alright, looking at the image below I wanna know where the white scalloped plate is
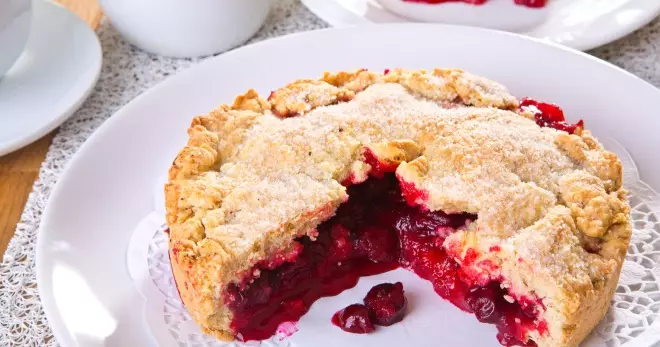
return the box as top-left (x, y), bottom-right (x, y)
top-left (301, 0), bottom-right (660, 51)
top-left (37, 25), bottom-right (660, 346)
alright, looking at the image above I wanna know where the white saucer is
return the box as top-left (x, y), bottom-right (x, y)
top-left (0, 0), bottom-right (102, 156)
top-left (301, 0), bottom-right (660, 51)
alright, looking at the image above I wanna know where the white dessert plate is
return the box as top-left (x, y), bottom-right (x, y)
top-left (0, 0), bottom-right (102, 156)
top-left (36, 25), bottom-right (660, 347)
top-left (301, 0), bottom-right (660, 51)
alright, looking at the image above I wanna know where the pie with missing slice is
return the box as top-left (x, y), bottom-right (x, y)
top-left (165, 68), bottom-right (631, 346)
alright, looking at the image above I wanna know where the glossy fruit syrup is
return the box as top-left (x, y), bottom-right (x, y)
top-left (223, 174), bottom-right (545, 345)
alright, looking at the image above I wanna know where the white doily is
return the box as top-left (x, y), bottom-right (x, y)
top-left (127, 214), bottom-right (291, 347)
top-left (1, 0), bottom-right (659, 344)
top-left (126, 139), bottom-right (660, 347)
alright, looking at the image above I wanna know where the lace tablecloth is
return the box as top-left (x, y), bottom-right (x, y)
top-left (1, 0), bottom-right (659, 345)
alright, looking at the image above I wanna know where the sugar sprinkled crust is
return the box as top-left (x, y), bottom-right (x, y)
top-left (165, 68), bottom-right (631, 346)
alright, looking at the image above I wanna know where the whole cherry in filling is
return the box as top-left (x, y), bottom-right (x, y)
top-left (363, 282), bottom-right (407, 326)
top-left (332, 304), bottom-right (375, 334)
top-left (222, 172), bottom-right (546, 346)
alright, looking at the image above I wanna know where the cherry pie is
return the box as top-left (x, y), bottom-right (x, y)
top-left (165, 68), bottom-right (631, 346)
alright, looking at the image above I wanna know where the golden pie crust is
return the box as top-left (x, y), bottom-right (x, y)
top-left (165, 68), bottom-right (631, 346)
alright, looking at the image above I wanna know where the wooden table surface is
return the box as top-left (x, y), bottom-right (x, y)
top-left (0, 0), bottom-right (102, 256)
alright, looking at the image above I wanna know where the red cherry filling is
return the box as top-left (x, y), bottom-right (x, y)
top-left (520, 98), bottom-right (584, 135)
top-left (223, 174), bottom-right (546, 346)
top-left (363, 148), bottom-right (398, 179)
top-left (356, 226), bottom-right (399, 263)
top-left (402, 0), bottom-right (546, 8)
top-left (466, 283), bottom-right (501, 324)
top-left (363, 282), bottom-right (407, 326)
top-left (332, 304), bottom-right (375, 334)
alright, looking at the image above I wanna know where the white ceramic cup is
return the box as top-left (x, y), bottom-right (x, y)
top-left (98, 0), bottom-right (272, 58)
top-left (0, 0), bottom-right (32, 78)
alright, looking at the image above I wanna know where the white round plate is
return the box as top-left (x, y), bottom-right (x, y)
top-left (37, 25), bottom-right (660, 346)
top-left (301, 0), bottom-right (660, 51)
top-left (0, 0), bottom-right (102, 156)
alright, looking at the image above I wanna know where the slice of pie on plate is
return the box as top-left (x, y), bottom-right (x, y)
top-left (165, 68), bottom-right (631, 347)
